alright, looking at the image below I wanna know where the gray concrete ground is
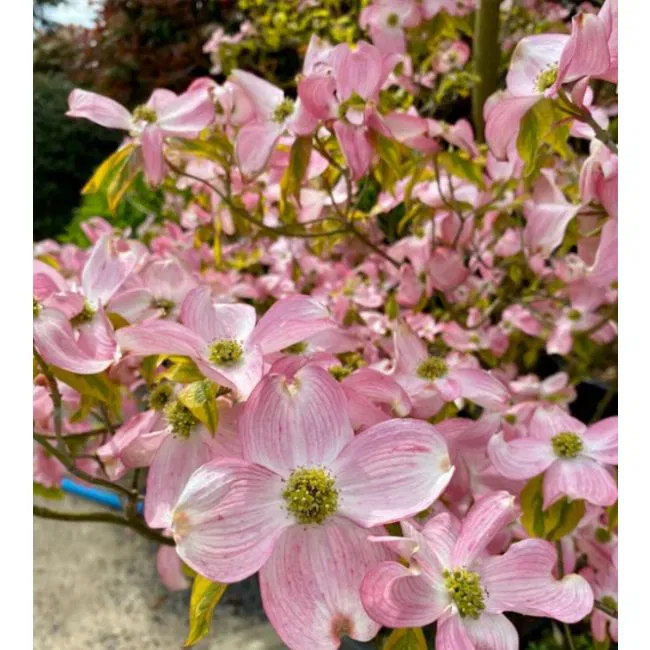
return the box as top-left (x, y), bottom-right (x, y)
top-left (34, 495), bottom-right (286, 650)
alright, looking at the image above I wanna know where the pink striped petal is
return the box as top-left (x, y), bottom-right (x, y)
top-left (181, 286), bottom-right (256, 343)
top-left (236, 121), bottom-right (283, 177)
top-left (156, 545), bottom-right (190, 592)
top-left (260, 518), bottom-right (390, 650)
top-left (240, 364), bottom-right (354, 476)
top-left (331, 418), bottom-right (453, 527)
top-left (141, 125), bottom-right (165, 186)
top-left (485, 94), bottom-right (537, 160)
top-left (33, 308), bottom-right (113, 374)
top-left (342, 368), bottom-right (411, 417)
top-left (450, 368), bottom-right (510, 411)
top-left (529, 405), bottom-right (587, 442)
top-left (157, 89), bottom-right (214, 136)
top-left (462, 613), bottom-right (519, 650)
top-left (436, 611), bottom-right (475, 650)
top-left (172, 457), bottom-right (290, 583)
top-left (393, 320), bottom-right (428, 376)
top-left (82, 234), bottom-right (139, 305)
top-left (582, 417), bottom-right (618, 465)
top-left (333, 121), bottom-right (373, 180)
top-left (75, 307), bottom-right (117, 364)
top-left (543, 457), bottom-right (617, 509)
top-left (297, 74), bottom-right (338, 121)
top-left (145, 429), bottom-right (216, 529)
top-left (108, 288), bottom-right (154, 323)
top-left (331, 41), bottom-right (385, 100)
top-left (451, 491), bottom-right (518, 567)
top-left (555, 13), bottom-right (610, 89)
top-left (230, 69), bottom-right (284, 119)
top-left (66, 89), bottom-right (132, 130)
top-left (488, 433), bottom-right (555, 480)
top-left (33, 259), bottom-right (67, 299)
top-left (361, 561), bottom-right (449, 628)
top-left (249, 295), bottom-right (335, 355)
top-left (117, 320), bottom-right (205, 358)
top-left (481, 538), bottom-right (594, 622)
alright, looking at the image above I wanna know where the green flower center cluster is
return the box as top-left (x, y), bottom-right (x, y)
top-left (272, 99), bottom-right (295, 124)
top-left (386, 13), bottom-right (400, 28)
top-left (164, 400), bottom-right (198, 439)
top-left (33, 297), bottom-right (42, 318)
top-left (567, 308), bottom-right (582, 322)
top-left (283, 467), bottom-right (339, 524)
top-left (132, 105), bottom-right (158, 124)
top-left (152, 297), bottom-right (175, 316)
top-left (600, 595), bottom-right (618, 616)
top-left (551, 431), bottom-right (584, 458)
top-left (149, 382), bottom-right (174, 412)
top-left (70, 301), bottom-right (96, 326)
top-left (329, 365), bottom-right (353, 382)
top-left (443, 568), bottom-right (486, 619)
top-left (337, 92), bottom-right (367, 120)
top-left (416, 356), bottom-right (449, 381)
top-left (283, 341), bottom-right (308, 355)
top-left (208, 339), bottom-right (244, 366)
top-left (536, 65), bottom-right (559, 93)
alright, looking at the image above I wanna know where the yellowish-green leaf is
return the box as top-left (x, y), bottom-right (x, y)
top-left (281, 136), bottom-right (312, 204)
top-left (385, 292), bottom-right (399, 320)
top-left (51, 367), bottom-right (121, 416)
top-left (438, 150), bottom-right (485, 189)
top-left (178, 380), bottom-right (219, 435)
top-left (106, 312), bottom-right (130, 330)
top-left (157, 357), bottom-right (205, 384)
top-left (184, 575), bottom-right (228, 647)
top-left (82, 144), bottom-right (136, 195)
top-left (520, 474), bottom-right (585, 540)
top-left (34, 481), bottom-right (65, 500)
top-left (607, 501), bottom-right (618, 531)
top-left (383, 627), bottom-right (427, 650)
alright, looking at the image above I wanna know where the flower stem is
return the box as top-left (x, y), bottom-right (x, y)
top-left (34, 505), bottom-right (175, 546)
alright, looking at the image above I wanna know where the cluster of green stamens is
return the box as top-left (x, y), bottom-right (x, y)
top-left (416, 356), bottom-right (449, 381)
top-left (272, 99), bottom-right (295, 124)
top-left (164, 400), bottom-right (198, 439)
top-left (536, 65), bottom-right (559, 93)
top-left (33, 297), bottom-right (42, 318)
top-left (386, 13), bottom-right (400, 27)
top-left (329, 365), bottom-right (353, 382)
top-left (443, 568), bottom-right (485, 619)
top-left (132, 105), bottom-right (158, 123)
top-left (551, 432), bottom-right (584, 458)
top-left (70, 301), bottom-right (96, 326)
top-left (208, 339), bottom-right (244, 366)
top-left (567, 308), bottom-right (582, 322)
top-left (595, 527), bottom-right (612, 543)
top-left (337, 92), bottom-right (367, 120)
top-left (283, 341), bottom-right (308, 355)
top-left (283, 467), bottom-right (339, 524)
top-left (148, 382), bottom-right (174, 411)
top-left (152, 297), bottom-right (175, 317)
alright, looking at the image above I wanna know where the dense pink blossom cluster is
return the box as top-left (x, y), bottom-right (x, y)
top-left (34, 1), bottom-right (618, 649)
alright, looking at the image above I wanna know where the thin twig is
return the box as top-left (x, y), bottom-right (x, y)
top-left (34, 505), bottom-right (175, 546)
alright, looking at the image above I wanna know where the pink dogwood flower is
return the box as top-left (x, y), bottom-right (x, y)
top-left (298, 41), bottom-right (392, 178)
top-left (67, 87), bottom-right (214, 184)
top-left (168, 364), bottom-right (454, 650)
top-left (117, 289), bottom-right (336, 398)
top-left (33, 234), bottom-right (140, 374)
top-left (361, 491), bottom-right (594, 650)
top-left (390, 321), bottom-right (510, 418)
top-left (488, 405), bottom-right (617, 507)
top-left (580, 140), bottom-right (618, 219)
top-left (360, 0), bottom-right (422, 55)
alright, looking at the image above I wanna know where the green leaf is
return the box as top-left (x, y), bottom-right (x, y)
top-left (281, 136), bottom-right (312, 204)
top-left (51, 367), bottom-right (121, 417)
top-left (184, 574), bottom-right (228, 647)
top-left (82, 144), bottom-right (136, 195)
top-left (157, 357), bottom-right (205, 384)
top-left (34, 481), bottom-right (65, 500)
top-left (520, 475), bottom-right (585, 541)
top-left (383, 627), bottom-right (427, 650)
top-left (438, 151), bottom-right (485, 189)
top-left (178, 380), bottom-right (219, 435)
